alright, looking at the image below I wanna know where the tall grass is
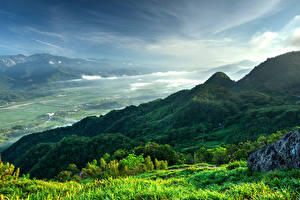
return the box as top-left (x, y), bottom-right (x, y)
top-left (1, 163), bottom-right (299, 200)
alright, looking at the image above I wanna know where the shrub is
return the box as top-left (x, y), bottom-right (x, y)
top-left (0, 157), bottom-right (19, 181)
top-left (226, 160), bottom-right (247, 170)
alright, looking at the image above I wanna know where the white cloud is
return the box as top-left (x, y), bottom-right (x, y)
top-left (151, 71), bottom-right (191, 76)
top-left (249, 32), bottom-right (278, 50)
top-left (144, 37), bottom-right (244, 66)
top-left (137, 0), bottom-right (282, 36)
top-left (287, 28), bottom-right (300, 47)
top-left (154, 79), bottom-right (199, 88)
top-left (130, 82), bottom-right (152, 90)
top-left (34, 40), bottom-right (62, 49)
top-left (285, 16), bottom-right (300, 47)
top-left (141, 14), bottom-right (300, 66)
top-left (77, 32), bottom-right (145, 50)
top-left (26, 27), bottom-right (65, 39)
top-left (82, 75), bottom-right (103, 80)
top-left (33, 40), bottom-right (75, 56)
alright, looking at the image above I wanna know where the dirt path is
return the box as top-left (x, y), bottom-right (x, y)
top-left (1, 102), bottom-right (33, 110)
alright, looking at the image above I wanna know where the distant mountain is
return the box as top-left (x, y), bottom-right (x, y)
top-left (0, 53), bottom-right (140, 88)
top-left (205, 60), bottom-right (258, 80)
top-left (0, 53), bottom-right (144, 104)
top-left (239, 51), bottom-right (300, 94)
top-left (3, 51), bottom-right (300, 178)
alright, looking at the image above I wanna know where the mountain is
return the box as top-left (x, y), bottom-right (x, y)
top-left (2, 51), bottom-right (300, 178)
top-left (204, 72), bottom-right (235, 87)
top-left (0, 53), bottom-right (143, 104)
top-left (0, 53), bottom-right (139, 88)
top-left (0, 54), bottom-right (26, 70)
top-left (205, 60), bottom-right (257, 80)
top-left (238, 51), bottom-right (300, 94)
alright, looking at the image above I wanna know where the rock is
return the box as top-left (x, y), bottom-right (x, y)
top-left (247, 130), bottom-right (300, 171)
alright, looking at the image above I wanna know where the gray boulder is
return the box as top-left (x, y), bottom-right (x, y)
top-left (247, 130), bottom-right (300, 171)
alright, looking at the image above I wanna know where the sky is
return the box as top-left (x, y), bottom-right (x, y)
top-left (1, 0), bottom-right (300, 69)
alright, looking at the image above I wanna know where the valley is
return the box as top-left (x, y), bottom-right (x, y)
top-left (0, 70), bottom-right (214, 149)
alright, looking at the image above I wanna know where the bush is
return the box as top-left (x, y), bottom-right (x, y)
top-left (0, 157), bottom-right (19, 181)
top-left (226, 160), bottom-right (247, 170)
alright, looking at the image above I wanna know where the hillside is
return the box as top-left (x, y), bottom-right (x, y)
top-left (2, 51), bottom-right (300, 179)
top-left (1, 161), bottom-right (299, 199)
top-left (238, 51), bottom-right (300, 94)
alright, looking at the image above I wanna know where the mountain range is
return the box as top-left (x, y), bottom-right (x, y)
top-left (2, 51), bottom-right (300, 178)
top-left (0, 53), bottom-right (140, 89)
top-left (0, 53), bottom-right (144, 104)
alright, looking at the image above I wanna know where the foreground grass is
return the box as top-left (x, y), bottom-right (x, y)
top-left (0, 164), bottom-right (299, 200)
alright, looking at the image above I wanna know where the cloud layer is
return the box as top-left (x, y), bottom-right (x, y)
top-left (0, 0), bottom-right (300, 68)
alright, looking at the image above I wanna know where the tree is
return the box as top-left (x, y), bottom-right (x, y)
top-left (107, 160), bottom-right (119, 177)
top-left (207, 146), bottom-right (228, 165)
top-left (133, 142), bottom-right (178, 165)
top-left (144, 156), bottom-right (154, 171)
top-left (193, 147), bottom-right (210, 163)
top-left (99, 158), bottom-right (107, 170)
top-left (57, 171), bottom-right (72, 182)
top-left (120, 154), bottom-right (144, 175)
top-left (82, 160), bottom-right (102, 178)
top-left (67, 164), bottom-right (79, 174)
top-left (154, 158), bottom-right (161, 170)
top-left (113, 149), bottom-right (128, 160)
top-left (103, 153), bottom-right (111, 163)
top-left (154, 159), bottom-right (168, 170)
top-left (0, 157), bottom-right (19, 181)
top-left (257, 136), bottom-right (267, 147)
top-left (160, 160), bottom-right (168, 169)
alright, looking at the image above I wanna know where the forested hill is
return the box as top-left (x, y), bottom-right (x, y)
top-left (238, 51), bottom-right (300, 94)
top-left (2, 51), bottom-right (300, 178)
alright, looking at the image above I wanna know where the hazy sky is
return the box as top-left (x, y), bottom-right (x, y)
top-left (1, 0), bottom-right (300, 68)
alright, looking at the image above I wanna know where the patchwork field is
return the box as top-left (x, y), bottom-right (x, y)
top-left (0, 71), bottom-right (207, 149)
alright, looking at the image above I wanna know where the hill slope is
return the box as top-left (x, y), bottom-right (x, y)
top-left (1, 163), bottom-right (299, 199)
top-left (2, 51), bottom-right (300, 178)
top-left (238, 51), bottom-right (300, 94)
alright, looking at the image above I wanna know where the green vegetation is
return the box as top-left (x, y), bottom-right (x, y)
top-left (57, 153), bottom-right (168, 182)
top-left (0, 157), bottom-right (19, 181)
top-left (1, 51), bottom-right (300, 199)
top-left (239, 51), bottom-right (300, 93)
top-left (3, 77), bottom-right (300, 178)
top-left (0, 158), bottom-right (299, 199)
top-left (0, 78), bottom-right (163, 147)
top-left (2, 127), bottom-right (294, 180)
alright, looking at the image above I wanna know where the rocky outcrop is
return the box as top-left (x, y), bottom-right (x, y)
top-left (247, 130), bottom-right (300, 171)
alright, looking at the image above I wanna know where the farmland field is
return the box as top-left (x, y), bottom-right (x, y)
top-left (0, 71), bottom-right (209, 149)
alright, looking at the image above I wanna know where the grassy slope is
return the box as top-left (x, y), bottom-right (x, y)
top-left (0, 164), bottom-right (299, 200)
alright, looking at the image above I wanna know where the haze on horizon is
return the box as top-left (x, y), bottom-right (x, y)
top-left (1, 0), bottom-right (300, 69)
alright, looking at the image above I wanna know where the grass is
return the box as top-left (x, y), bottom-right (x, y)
top-left (0, 163), bottom-right (299, 200)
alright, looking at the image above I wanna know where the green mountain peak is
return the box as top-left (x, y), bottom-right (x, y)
top-left (204, 72), bottom-right (235, 87)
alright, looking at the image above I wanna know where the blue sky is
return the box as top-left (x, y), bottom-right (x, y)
top-left (1, 0), bottom-right (300, 68)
